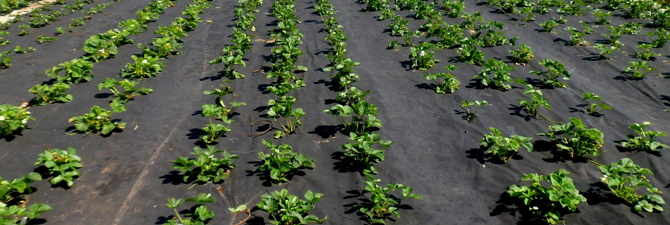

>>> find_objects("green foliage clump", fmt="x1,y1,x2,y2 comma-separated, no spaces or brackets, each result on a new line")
507,169,587,224
599,158,665,213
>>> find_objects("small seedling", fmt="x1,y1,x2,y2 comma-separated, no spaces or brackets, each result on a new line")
518,85,551,119
461,100,488,123
165,193,215,225
353,175,423,224
530,59,571,88
424,65,460,93
36,35,57,44
581,92,611,116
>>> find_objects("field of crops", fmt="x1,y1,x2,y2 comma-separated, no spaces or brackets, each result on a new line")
1,0,670,224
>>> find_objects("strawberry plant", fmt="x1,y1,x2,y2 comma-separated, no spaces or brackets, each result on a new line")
29,83,73,105
97,78,153,104
136,9,159,24
388,16,409,37
479,127,533,163
432,24,464,49
457,41,484,65
538,20,558,32
518,84,551,119
594,43,621,60
557,0,588,15
592,9,611,25
335,87,370,106
413,1,435,20
581,92,611,116
0,104,34,137
172,145,239,188
155,24,188,40
256,140,315,183
473,58,515,90
565,26,589,46
46,58,95,84
598,158,665,213
538,117,604,158
0,51,10,68
231,28,253,54
443,0,465,18
118,19,147,35
83,35,119,62
324,100,382,135
209,46,246,79
99,29,134,46
268,96,305,138
620,122,669,152
69,105,125,135
203,84,246,119
647,28,670,48
506,169,587,224
323,58,360,90
378,8,394,21
257,189,327,225
0,201,52,225
509,44,534,65
401,30,421,47
475,22,508,47
530,59,570,88
353,175,423,225
621,61,656,80
165,193,215,225
635,44,661,60
0,172,42,203
35,147,82,187
625,0,654,19
424,65,460,94
199,115,232,145
36,35,57,44
140,36,183,58
461,100,488,123
652,8,670,28
409,42,439,70
121,55,164,79
340,132,393,175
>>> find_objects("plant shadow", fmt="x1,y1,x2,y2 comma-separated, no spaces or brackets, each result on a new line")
159,171,186,185
308,125,341,139
415,83,436,92
465,148,523,164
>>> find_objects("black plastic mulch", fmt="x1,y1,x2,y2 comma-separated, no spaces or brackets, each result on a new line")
0,0,670,224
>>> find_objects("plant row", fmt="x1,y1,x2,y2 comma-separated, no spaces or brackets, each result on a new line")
164,1,327,224
317,1,423,224
0,0,116,68
0,146,82,224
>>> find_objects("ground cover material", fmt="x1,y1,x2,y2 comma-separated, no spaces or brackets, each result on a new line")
0,0,669,224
